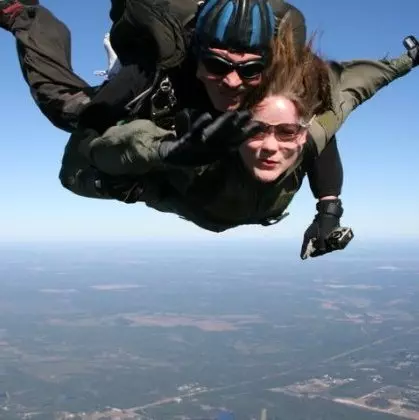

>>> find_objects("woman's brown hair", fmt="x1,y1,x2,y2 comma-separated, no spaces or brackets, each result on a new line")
243,19,332,121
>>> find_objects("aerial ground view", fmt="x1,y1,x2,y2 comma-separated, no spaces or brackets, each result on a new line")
1,0,419,417
0,239,418,420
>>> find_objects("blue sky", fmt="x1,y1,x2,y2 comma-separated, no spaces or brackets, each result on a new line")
1,0,418,242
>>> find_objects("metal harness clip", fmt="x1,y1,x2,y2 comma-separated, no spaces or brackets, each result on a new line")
151,76,178,130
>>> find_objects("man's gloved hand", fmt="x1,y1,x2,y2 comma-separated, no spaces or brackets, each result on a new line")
95,173,143,204
158,110,264,166
300,198,343,260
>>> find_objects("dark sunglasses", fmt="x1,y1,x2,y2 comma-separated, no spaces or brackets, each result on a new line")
200,51,266,80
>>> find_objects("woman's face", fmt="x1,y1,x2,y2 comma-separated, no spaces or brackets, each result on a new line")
239,95,310,183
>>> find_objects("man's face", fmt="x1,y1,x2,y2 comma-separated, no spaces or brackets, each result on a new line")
239,95,310,183
196,47,264,111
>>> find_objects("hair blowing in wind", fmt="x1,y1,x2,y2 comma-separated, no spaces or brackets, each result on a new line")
243,18,333,120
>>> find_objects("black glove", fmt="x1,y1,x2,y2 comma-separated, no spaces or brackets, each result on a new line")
300,199,343,260
95,173,144,204
158,110,264,166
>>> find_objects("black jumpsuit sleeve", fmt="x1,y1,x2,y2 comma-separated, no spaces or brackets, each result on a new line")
306,136,343,199
77,63,155,134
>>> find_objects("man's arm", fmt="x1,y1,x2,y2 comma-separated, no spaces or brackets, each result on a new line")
309,52,414,152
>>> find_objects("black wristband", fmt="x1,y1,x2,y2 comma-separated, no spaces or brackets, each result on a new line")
316,199,343,218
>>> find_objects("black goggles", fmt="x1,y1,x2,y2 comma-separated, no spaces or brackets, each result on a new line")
200,51,266,80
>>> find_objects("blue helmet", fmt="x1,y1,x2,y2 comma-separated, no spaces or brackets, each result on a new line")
195,0,277,54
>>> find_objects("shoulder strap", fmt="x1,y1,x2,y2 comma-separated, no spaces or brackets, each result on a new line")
124,70,163,116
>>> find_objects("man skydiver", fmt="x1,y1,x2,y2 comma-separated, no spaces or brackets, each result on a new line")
57,0,416,249
1,0,346,258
